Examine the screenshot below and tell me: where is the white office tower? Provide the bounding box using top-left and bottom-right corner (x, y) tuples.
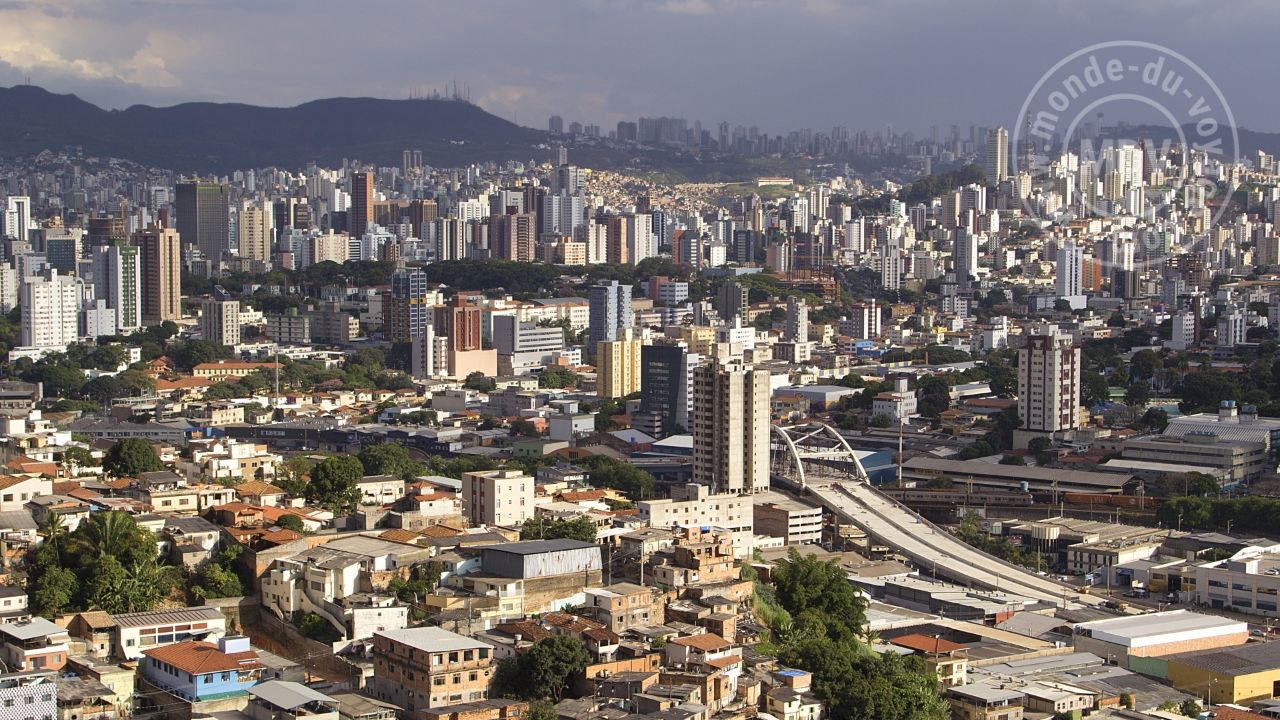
(1105, 143), (1145, 187)
(783, 296), (809, 342)
(882, 252), (905, 291)
(1171, 310), (1197, 351)
(4, 196), (32, 241)
(1217, 308), (1246, 348)
(1017, 327), (1082, 443)
(845, 218), (866, 252)
(200, 287), (241, 347)
(1055, 241), (1086, 309)
(984, 127), (1009, 183)
(693, 361), (770, 494)
(92, 244), (142, 332)
(543, 193), (584, 237)
(20, 270), (80, 348)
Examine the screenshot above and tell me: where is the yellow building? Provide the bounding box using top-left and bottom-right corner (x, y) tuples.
(597, 330), (642, 399)
(1166, 642), (1280, 704)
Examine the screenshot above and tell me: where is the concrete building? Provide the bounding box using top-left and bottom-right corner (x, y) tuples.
(589, 281), (632, 347)
(176, 181), (230, 263)
(492, 315), (565, 377)
(753, 494), (823, 545)
(385, 268), (432, 343)
(135, 225), (181, 326)
(638, 484), (753, 558)
(237, 200), (274, 265)
(948, 682), (1023, 720)
(200, 286), (241, 347)
(19, 270), (79, 348)
(91, 243), (142, 333)
(693, 361), (770, 495)
(367, 627), (495, 714)
(1016, 326), (1081, 445)
(1165, 640), (1280, 705)
(583, 583), (664, 634)
(783, 296), (809, 342)
(871, 375), (917, 423)
(462, 469), (533, 528)
(0, 618), (69, 672)
(142, 636), (262, 704)
(597, 328), (642, 399)
(1122, 434), (1268, 486)
(634, 343), (699, 439)
(111, 606), (228, 660)
(267, 308), (312, 345)
(1193, 545), (1280, 615)
(0, 671), (55, 720)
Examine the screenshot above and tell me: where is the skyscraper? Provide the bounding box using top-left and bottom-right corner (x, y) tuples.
(386, 268), (432, 343)
(490, 211), (537, 262)
(984, 126), (1009, 184)
(953, 227), (978, 287)
(92, 244), (142, 332)
(1056, 241), (1084, 299)
(715, 281), (748, 323)
(350, 172), (374, 238)
(636, 343), (699, 438)
(3, 196), (31, 242)
(134, 225), (182, 326)
(19, 270), (80, 348)
(200, 286), (241, 347)
(588, 281), (632, 348)
(1017, 327), (1081, 442)
(693, 361), (770, 494)
(176, 181), (230, 263)
(597, 328), (643, 399)
(433, 296), (483, 352)
(783, 296), (809, 342)
(237, 201), (273, 264)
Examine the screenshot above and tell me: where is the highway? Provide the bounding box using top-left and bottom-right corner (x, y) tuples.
(807, 480), (1104, 609)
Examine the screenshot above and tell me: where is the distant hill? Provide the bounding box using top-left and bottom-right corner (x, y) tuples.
(1100, 123), (1280, 162)
(0, 85), (554, 172)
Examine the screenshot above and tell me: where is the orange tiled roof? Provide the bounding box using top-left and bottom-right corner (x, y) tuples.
(889, 634), (965, 654)
(378, 529), (423, 544)
(155, 377), (215, 391)
(260, 529), (304, 544)
(419, 524), (465, 538)
(236, 481), (284, 496)
(669, 633), (731, 652)
(143, 640), (262, 674)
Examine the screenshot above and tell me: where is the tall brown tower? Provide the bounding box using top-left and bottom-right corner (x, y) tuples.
(133, 225), (182, 326)
(350, 171), (374, 237)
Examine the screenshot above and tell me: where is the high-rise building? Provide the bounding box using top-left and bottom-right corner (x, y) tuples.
(588, 281), (632, 348)
(3, 196), (32, 242)
(350, 172), (374, 238)
(1056, 241), (1084, 299)
(433, 296), (482, 352)
(984, 126), (1009, 184)
(1017, 327), (1081, 440)
(175, 181), (230, 262)
(1218, 308), (1247, 348)
(386, 268), (432, 343)
(548, 115), (564, 134)
(783, 296), (809, 342)
(715, 281), (748, 323)
(953, 227), (978, 287)
(200, 286), (240, 347)
(134, 225), (182, 326)
(635, 343), (700, 438)
(605, 216), (629, 265)
(597, 328), (643, 399)
(92, 244), (142, 332)
(19, 270), (80, 348)
(490, 212), (537, 262)
(841, 301), (880, 340)
(1171, 310), (1198, 351)
(461, 469), (533, 527)
(693, 361), (770, 494)
(237, 201), (273, 264)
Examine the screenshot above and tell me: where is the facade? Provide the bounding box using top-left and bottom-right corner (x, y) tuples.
(984, 126), (1009, 184)
(1193, 546), (1280, 616)
(367, 627), (495, 714)
(0, 671), (56, 720)
(753, 496), (823, 545)
(783, 296), (809, 342)
(871, 375), (918, 422)
(597, 329), (643, 399)
(1071, 610), (1247, 669)
(237, 200), (274, 264)
(492, 315), (565, 376)
(142, 636), (263, 703)
(638, 484), (753, 558)
(693, 361), (770, 495)
(135, 225), (182, 326)
(112, 606), (228, 660)
(462, 470), (533, 527)
(350, 172), (373, 237)
(200, 287), (241, 347)
(386, 268), (432, 343)
(588, 281), (632, 347)
(92, 244), (142, 332)
(0, 618), (69, 672)
(635, 343), (698, 439)
(1121, 434), (1267, 485)
(1017, 327), (1081, 439)
(19, 270), (79, 348)
(176, 181), (231, 263)
(267, 309), (312, 344)
(435, 297), (483, 352)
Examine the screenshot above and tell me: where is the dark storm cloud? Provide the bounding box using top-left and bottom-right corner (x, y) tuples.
(0, 0), (1275, 132)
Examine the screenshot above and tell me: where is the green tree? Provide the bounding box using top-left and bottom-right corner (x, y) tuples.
(61, 446), (96, 475)
(80, 375), (122, 404)
(494, 636), (590, 702)
(275, 456), (316, 497)
(1081, 371), (1110, 408)
(520, 516), (598, 543)
(277, 514), (306, 533)
(102, 438), (165, 478)
(358, 443), (413, 477)
(1124, 382), (1152, 407)
(72, 511), (155, 564)
(193, 563), (245, 599)
(29, 562), (77, 617)
(463, 372), (497, 392)
(772, 549), (867, 642)
(307, 455), (364, 513)
(869, 414), (892, 428)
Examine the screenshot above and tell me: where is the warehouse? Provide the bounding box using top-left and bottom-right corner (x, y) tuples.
(1071, 610), (1248, 671)
(1166, 641), (1280, 704)
(902, 457), (1135, 495)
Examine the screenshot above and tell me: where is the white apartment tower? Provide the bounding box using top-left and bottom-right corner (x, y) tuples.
(985, 127), (1009, 184)
(1056, 241), (1084, 298)
(693, 361), (770, 494)
(200, 288), (241, 347)
(1017, 327), (1082, 439)
(783, 296), (809, 342)
(92, 244), (142, 332)
(461, 469), (533, 527)
(20, 270), (80, 348)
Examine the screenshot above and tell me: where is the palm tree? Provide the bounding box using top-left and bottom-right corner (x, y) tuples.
(121, 557), (182, 612)
(39, 513), (69, 560)
(73, 511), (142, 561)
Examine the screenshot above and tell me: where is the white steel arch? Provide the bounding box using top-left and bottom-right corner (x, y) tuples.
(770, 422), (870, 489)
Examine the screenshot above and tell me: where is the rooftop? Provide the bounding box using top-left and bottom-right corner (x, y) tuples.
(1166, 640), (1280, 676)
(480, 538), (597, 555)
(375, 626), (493, 653)
(143, 640), (262, 675)
(1074, 610), (1246, 648)
(111, 606), (225, 629)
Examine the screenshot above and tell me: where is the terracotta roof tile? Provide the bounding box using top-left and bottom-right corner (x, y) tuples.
(669, 633), (731, 652)
(143, 640), (262, 674)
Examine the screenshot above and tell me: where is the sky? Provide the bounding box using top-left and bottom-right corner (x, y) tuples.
(0, 0), (1276, 136)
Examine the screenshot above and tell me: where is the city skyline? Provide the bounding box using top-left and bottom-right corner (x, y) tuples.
(1, 0), (1279, 135)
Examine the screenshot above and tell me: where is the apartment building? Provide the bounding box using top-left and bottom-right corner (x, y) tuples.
(367, 627), (495, 714)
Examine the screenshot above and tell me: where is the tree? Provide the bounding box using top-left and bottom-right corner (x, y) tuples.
(1053, 298), (1073, 312)
(494, 636), (590, 702)
(307, 455), (364, 513)
(538, 367), (579, 389)
(1124, 382), (1151, 407)
(915, 374), (952, 418)
(80, 375), (122, 404)
(520, 516), (598, 543)
(1081, 371), (1110, 408)
(772, 549), (867, 642)
(359, 443), (414, 477)
(1179, 699), (1202, 717)
(193, 562), (245, 599)
(102, 438), (165, 478)
(463, 372), (497, 392)
(869, 414), (892, 428)
(1139, 407), (1170, 432)
(73, 511), (155, 564)
(999, 454), (1026, 466)
(62, 446), (96, 475)
(277, 514), (306, 533)
(275, 456), (316, 497)
(29, 563), (76, 617)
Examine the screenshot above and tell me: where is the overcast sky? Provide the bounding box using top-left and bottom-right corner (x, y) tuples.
(0, 0), (1275, 135)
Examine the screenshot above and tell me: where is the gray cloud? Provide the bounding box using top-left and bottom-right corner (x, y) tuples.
(0, 0), (1275, 134)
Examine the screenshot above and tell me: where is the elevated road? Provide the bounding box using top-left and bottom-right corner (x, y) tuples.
(807, 479), (1103, 609)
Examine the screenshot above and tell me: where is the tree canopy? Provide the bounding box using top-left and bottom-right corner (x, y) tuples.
(102, 438), (165, 478)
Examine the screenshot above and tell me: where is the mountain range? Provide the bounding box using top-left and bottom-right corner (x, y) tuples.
(0, 85), (553, 172)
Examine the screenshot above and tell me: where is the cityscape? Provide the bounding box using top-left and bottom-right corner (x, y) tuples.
(4, 8), (1280, 720)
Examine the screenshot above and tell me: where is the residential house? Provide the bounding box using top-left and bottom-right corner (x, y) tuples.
(141, 636), (264, 703)
(111, 606), (228, 660)
(367, 627), (496, 715)
(0, 618), (70, 671)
